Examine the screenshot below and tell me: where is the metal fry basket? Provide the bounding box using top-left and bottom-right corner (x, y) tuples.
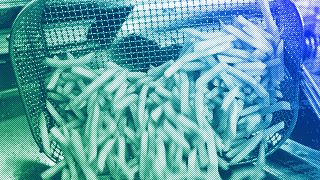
(10, 0), (303, 165)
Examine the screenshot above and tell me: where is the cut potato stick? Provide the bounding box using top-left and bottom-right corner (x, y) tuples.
(97, 138), (116, 172)
(61, 72), (79, 81)
(194, 90), (206, 127)
(39, 113), (51, 155)
(97, 127), (116, 147)
(276, 40), (284, 58)
(50, 127), (67, 148)
(69, 68), (118, 108)
(258, 0), (280, 41)
(133, 76), (154, 89)
(179, 41), (195, 59)
(65, 119), (83, 129)
(264, 121), (285, 138)
(105, 153), (118, 179)
(139, 131), (148, 180)
(218, 156), (230, 170)
(235, 15), (274, 41)
(88, 102), (100, 163)
(118, 136), (126, 163)
(41, 160), (66, 180)
(127, 71), (147, 81)
(149, 92), (163, 105)
(151, 105), (163, 123)
(206, 132), (218, 167)
(223, 24), (272, 54)
(193, 34), (236, 52)
(69, 130), (97, 180)
(205, 87), (223, 99)
(221, 87), (240, 111)
(47, 92), (67, 102)
(128, 158), (138, 169)
(61, 146), (79, 180)
(220, 72), (235, 89)
(61, 168), (71, 180)
(223, 100), (239, 150)
(195, 62), (228, 88)
(138, 85), (149, 131)
(259, 101), (291, 115)
(227, 66), (269, 98)
(237, 113), (263, 138)
(181, 61), (208, 71)
(265, 113), (273, 127)
(243, 69), (267, 77)
(163, 120), (190, 152)
(128, 103), (139, 130)
(114, 82), (128, 102)
(114, 94), (138, 111)
(219, 48), (252, 60)
(71, 67), (98, 80)
(155, 86), (173, 99)
(242, 25), (273, 51)
(203, 55), (218, 67)
(176, 114), (203, 136)
(172, 86), (180, 101)
(97, 94), (106, 107)
(149, 77), (166, 88)
(46, 100), (65, 126)
(63, 81), (75, 95)
(113, 156), (136, 180)
(234, 61), (267, 71)
(187, 149), (197, 170)
(257, 139), (266, 167)
(47, 69), (63, 91)
(148, 60), (174, 77)
(251, 49), (268, 61)
(176, 147), (187, 172)
(164, 43), (232, 78)
(84, 92), (97, 139)
(124, 127), (138, 148)
(166, 170), (211, 180)
(217, 55), (247, 64)
(229, 132), (263, 164)
(104, 70), (128, 94)
(197, 142), (209, 168)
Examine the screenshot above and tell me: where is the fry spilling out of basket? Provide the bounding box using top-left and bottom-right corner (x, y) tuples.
(40, 1), (291, 180)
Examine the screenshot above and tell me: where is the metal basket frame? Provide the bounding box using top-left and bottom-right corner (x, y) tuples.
(9, 0), (303, 164)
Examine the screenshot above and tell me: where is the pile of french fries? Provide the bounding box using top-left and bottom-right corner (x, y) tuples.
(39, 0), (291, 179)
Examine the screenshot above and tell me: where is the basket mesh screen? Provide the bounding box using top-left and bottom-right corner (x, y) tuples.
(10, 0), (303, 163)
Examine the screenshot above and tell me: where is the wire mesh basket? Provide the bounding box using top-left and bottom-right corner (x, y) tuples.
(10, 0), (303, 168)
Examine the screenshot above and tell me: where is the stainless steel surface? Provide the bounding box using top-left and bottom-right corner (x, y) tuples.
(0, 29), (10, 55)
(263, 148), (320, 180)
(0, 55), (18, 91)
(280, 139), (320, 169)
(0, 115), (54, 180)
(0, 88), (25, 120)
(301, 64), (320, 119)
(9, 0), (303, 164)
(0, 1), (30, 29)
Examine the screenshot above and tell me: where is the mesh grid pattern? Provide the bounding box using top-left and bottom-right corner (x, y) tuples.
(10, 0), (303, 164)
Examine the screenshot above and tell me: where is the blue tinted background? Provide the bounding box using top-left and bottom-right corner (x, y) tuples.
(290, 0), (320, 150)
